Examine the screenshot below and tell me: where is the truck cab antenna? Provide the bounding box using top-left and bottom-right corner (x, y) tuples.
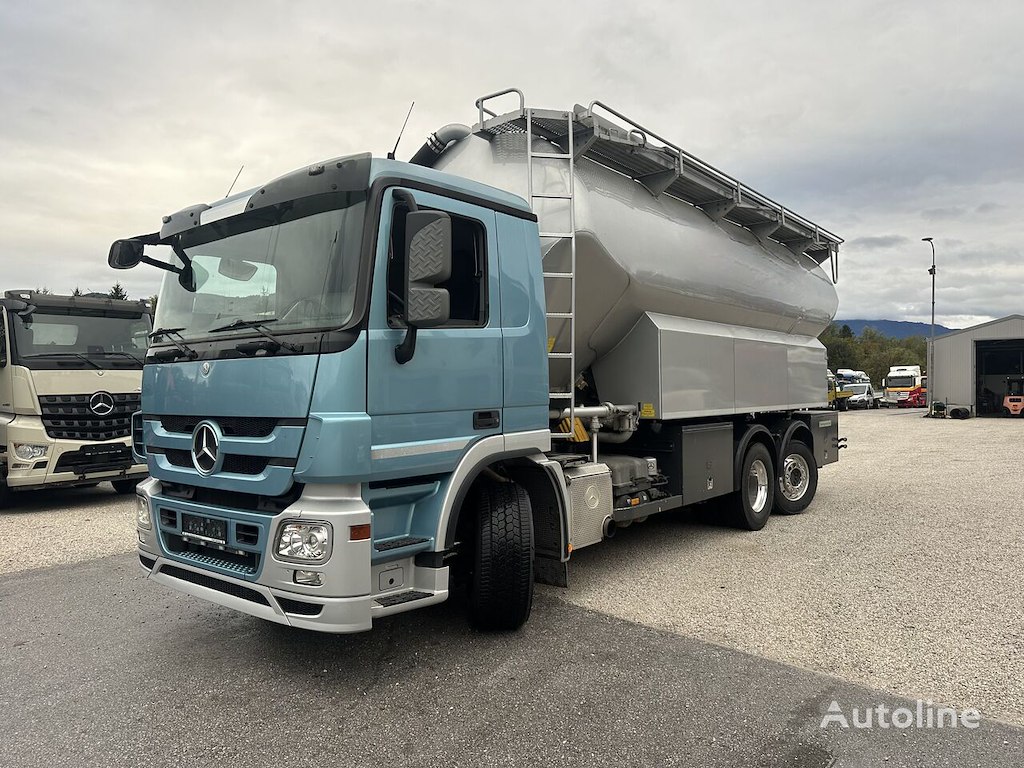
(225, 165), (244, 198)
(388, 101), (415, 160)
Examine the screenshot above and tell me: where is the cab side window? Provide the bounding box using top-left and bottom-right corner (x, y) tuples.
(387, 204), (487, 327)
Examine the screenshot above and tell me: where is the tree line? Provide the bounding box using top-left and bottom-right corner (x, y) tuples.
(821, 323), (927, 386)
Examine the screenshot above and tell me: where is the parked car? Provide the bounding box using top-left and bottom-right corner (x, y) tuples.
(844, 382), (879, 409)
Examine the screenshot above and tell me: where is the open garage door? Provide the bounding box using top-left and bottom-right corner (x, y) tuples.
(976, 339), (1024, 416)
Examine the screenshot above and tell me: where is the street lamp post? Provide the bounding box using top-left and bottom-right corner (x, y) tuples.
(923, 237), (936, 416)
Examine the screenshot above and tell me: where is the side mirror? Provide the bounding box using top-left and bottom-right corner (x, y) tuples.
(395, 209), (452, 364)
(403, 210), (452, 328)
(109, 240), (145, 269)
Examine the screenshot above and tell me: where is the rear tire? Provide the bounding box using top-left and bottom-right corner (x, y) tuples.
(468, 480), (534, 631)
(728, 442), (775, 531)
(774, 441), (818, 515)
(111, 479), (138, 495)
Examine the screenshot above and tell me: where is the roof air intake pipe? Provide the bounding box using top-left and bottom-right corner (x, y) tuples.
(409, 124), (471, 167)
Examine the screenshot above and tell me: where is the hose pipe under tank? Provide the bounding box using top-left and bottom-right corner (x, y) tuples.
(409, 123), (471, 167)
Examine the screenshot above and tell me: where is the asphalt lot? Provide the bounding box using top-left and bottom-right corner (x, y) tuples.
(569, 408), (1024, 726)
(1, 409), (1022, 766)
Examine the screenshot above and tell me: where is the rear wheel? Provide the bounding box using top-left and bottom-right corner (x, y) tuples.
(111, 479), (138, 495)
(774, 440), (818, 515)
(728, 442), (775, 531)
(468, 480), (534, 631)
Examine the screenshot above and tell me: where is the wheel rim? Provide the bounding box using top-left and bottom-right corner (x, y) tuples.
(780, 453), (810, 502)
(746, 458), (769, 513)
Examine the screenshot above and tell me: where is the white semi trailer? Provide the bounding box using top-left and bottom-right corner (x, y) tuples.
(117, 90), (845, 632)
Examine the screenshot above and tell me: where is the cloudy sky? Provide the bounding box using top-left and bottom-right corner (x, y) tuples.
(2, 0), (1021, 329)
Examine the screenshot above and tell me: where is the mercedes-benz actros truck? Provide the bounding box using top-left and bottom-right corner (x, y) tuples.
(0, 290), (151, 505)
(110, 90), (844, 633)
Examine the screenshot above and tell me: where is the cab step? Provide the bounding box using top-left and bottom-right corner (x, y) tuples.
(375, 590), (433, 608)
(374, 536), (429, 552)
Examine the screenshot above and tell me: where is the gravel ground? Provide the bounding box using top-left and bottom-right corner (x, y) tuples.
(0, 483), (135, 574)
(563, 408), (1024, 726)
(3, 408), (1021, 728)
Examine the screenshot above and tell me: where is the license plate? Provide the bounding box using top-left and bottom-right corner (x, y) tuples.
(180, 513), (227, 544)
(81, 443), (126, 457)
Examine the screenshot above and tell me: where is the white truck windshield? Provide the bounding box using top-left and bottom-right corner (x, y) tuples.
(11, 310), (151, 369)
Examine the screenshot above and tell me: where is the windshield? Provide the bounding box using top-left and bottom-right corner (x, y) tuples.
(10, 309), (151, 369)
(153, 196), (366, 341)
(845, 384), (869, 395)
(887, 376), (916, 388)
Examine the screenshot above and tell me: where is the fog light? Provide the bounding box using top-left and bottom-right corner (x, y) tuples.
(135, 495), (151, 529)
(276, 521), (332, 563)
(294, 570), (323, 586)
(13, 443), (48, 461)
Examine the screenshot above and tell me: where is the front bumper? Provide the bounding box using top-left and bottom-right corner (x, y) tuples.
(5, 418), (146, 489)
(136, 478), (448, 633)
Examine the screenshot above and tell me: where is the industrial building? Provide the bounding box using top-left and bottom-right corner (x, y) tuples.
(930, 315), (1024, 416)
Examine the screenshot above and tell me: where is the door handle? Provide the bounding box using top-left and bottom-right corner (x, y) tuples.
(473, 410), (500, 430)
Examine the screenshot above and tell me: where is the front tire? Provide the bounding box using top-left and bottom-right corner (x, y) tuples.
(111, 479), (138, 495)
(728, 442), (775, 531)
(469, 480), (534, 631)
(774, 440), (818, 515)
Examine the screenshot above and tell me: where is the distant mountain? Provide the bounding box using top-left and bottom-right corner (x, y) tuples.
(835, 319), (957, 339)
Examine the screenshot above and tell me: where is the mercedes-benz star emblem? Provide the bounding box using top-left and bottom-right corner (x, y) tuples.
(89, 391), (115, 417)
(191, 421), (221, 476)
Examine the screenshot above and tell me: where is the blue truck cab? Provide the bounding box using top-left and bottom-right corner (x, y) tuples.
(115, 154), (559, 632)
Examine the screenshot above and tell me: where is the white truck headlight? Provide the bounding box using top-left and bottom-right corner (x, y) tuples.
(136, 495), (152, 529)
(13, 443), (48, 461)
(276, 521), (332, 563)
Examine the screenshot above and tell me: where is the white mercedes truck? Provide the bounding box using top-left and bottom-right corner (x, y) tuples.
(0, 290), (151, 505)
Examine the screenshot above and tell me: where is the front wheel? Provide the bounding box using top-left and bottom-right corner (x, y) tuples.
(774, 441), (818, 515)
(728, 442), (775, 531)
(111, 479), (138, 495)
(468, 480), (534, 631)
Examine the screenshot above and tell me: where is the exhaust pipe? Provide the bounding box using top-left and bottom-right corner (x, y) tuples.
(409, 123), (471, 167)
(602, 516), (616, 539)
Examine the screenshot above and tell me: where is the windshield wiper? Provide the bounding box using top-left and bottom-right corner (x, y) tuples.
(94, 350), (144, 367)
(149, 327), (198, 361)
(209, 318), (301, 353)
(21, 352), (102, 370)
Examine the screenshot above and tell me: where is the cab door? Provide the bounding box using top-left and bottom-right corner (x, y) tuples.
(366, 188), (502, 481)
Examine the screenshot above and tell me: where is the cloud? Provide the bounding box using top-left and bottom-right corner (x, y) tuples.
(847, 235), (910, 250)
(0, 0), (1022, 331)
(922, 207), (967, 221)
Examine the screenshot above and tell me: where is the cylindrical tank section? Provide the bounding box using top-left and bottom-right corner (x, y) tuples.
(432, 132), (839, 384)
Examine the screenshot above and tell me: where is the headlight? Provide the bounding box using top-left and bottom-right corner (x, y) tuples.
(13, 443), (48, 461)
(276, 521), (332, 563)
(136, 495), (152, 529)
